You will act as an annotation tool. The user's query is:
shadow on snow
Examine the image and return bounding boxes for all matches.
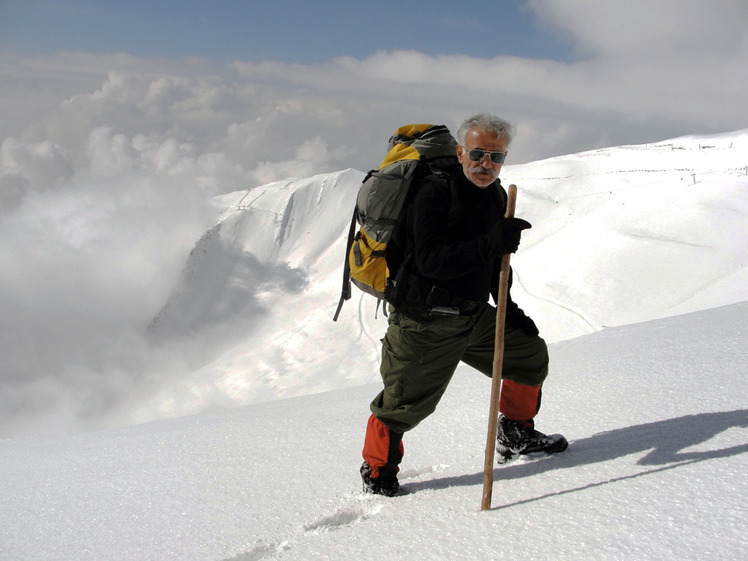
[404,409,748,508]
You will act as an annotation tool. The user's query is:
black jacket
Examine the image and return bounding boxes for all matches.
[386,167,508,310]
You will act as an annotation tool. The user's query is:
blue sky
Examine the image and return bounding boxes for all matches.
[0,0,574,63]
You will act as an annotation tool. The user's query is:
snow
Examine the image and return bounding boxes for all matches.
[2,302,747,560]
[2,131,748,560]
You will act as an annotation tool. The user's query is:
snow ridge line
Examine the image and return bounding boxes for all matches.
[512,268,601,331]
[514,166,746,182]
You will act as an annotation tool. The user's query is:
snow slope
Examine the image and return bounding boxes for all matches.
[508,131,748,334]
[2,302,746,560]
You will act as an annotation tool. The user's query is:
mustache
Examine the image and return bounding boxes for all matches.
[468,166,498,175]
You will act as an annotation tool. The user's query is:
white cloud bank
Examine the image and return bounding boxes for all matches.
[2,1,747,176]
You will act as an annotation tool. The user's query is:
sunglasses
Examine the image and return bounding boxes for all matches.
[466,148,506,164]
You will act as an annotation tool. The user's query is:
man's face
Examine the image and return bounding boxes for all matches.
[457,127,509,188]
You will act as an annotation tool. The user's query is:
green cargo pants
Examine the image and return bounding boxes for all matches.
[370,302,549,434]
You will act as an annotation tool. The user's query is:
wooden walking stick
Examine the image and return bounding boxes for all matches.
[481,183,517,511]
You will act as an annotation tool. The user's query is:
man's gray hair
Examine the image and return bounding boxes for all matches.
[456,113,514,145]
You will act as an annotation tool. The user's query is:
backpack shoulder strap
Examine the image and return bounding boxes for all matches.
[332,207,358,322]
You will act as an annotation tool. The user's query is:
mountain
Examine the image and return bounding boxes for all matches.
[145,130,748,416]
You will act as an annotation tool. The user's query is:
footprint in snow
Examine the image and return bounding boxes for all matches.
[303,501,384,535]
[224,489,391,559]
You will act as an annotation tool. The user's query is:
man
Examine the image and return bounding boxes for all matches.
[360,113,568,496]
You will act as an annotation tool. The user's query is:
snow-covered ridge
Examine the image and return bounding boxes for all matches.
[150,168,363,335]
[144,130,748,420]
[504,129,748,337]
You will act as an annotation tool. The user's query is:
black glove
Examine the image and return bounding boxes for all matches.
[490,217,532,256]
[506,300,540,336]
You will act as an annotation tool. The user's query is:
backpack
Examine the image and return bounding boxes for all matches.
[332,124,459,321]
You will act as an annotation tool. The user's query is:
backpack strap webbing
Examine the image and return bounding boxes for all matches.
[333,208,358,322]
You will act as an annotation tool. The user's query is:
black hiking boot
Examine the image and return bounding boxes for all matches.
[360,462,404,497]
[496,415,568,463]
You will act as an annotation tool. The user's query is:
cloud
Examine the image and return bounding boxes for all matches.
[0,137,74,210]
[529,0,748,59]
[3,19,747,181]
[521,1,748,127]
[0,125,223,435]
